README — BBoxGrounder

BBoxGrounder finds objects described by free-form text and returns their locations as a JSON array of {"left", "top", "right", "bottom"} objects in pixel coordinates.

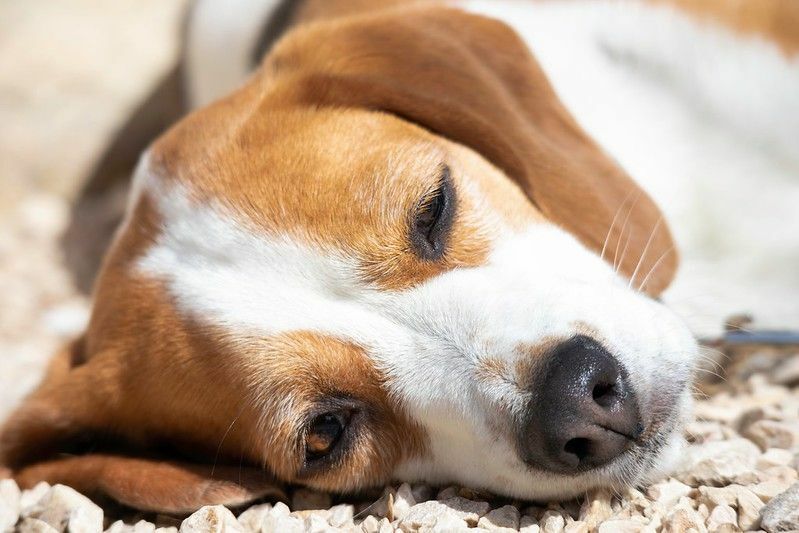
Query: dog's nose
[{"left": 518, "top": 335, "right": 642, "bottom": 473}]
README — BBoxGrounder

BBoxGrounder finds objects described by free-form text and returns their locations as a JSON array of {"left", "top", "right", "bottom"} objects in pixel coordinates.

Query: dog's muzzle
[{"left": 517, "top": 335, "right": 642, "bottom": 474}]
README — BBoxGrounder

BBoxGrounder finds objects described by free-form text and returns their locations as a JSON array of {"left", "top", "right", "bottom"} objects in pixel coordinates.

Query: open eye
[
  {"left": 305, "top": 411, "right": 350, "bottom": 460},
  {"left": 411, "top": 165, "right": 455, "bottom": 260}
]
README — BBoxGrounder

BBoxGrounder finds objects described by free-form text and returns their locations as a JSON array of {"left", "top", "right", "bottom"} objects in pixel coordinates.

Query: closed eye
[{"left": 410, "top": 164, "right": 455, "bottom": 260}]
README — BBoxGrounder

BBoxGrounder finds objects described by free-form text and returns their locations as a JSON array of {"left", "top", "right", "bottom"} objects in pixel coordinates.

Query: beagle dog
[{"left": 1, "top": 0, "right": 701, "bottom": 513}]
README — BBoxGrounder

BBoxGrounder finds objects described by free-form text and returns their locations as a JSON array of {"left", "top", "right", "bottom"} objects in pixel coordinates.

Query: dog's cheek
[{"left": 244, "top": 332, "right": 429, "bottom": 491}]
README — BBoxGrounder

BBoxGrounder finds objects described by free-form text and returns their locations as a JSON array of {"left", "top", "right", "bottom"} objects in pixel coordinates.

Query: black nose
[{"left": 518, "top": 335, "right": 642, "bottom": 473}]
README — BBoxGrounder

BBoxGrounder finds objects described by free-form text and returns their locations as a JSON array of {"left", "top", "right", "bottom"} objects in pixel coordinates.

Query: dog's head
[{"left": 1, "top": 6, "right": 696, "bottom": 511}]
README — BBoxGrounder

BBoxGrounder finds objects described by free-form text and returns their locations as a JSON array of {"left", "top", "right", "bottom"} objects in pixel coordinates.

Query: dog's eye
[
  {"left": 306, "top": 412, "right": 349, "bottom": 459},
  {"left": 411, "top": 165, "right": 455, "bottom": 260}
]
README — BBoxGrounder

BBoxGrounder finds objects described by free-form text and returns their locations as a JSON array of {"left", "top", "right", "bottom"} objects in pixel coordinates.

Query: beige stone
[
  {"left": 477, "top": 505, "right": 520, "bottom": 530},
  {"left": 180, "top": 505, "right": 242, "bottom": 533}
]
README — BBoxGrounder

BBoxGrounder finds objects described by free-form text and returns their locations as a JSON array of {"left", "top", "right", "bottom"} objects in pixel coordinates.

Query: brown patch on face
[
  {"left": 236, "top": 331, "right": 428, "bottom": 490},
  {"left": 148, "top": 101, "right": 537, "bottom": 292},
  {"left": 474, "top": 356, "right": 510, "bottom": 385},
  {"left": 513, "top": 337, "right": 564, "bottom": 391}
]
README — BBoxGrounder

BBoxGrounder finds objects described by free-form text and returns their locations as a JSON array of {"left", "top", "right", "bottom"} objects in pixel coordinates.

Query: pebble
[
  {"left": 676, "top": 438, "right": 761, "bottom": 486},
  {"left": 0, "top": 478, "right": 21, "bottom": 531},
  {"left": 237, "top": 503, "right": 273, "bottom": 531},
  {"left": 17, "top": 517, "right": 60, "bottom": 533},
  {"left": 706, "top": 504, "right": 737, "bottom": 530},
  {"left": 596, "top": 519, "right": 642, "bottom": 533},
  {"left": 741, "top": 419, "right": 799, "bottom": 450},
  {"left": 579, "top": 489, "right": 613, "bottom": 529},
  {"left": 398, "top": 500, "right": 469, "bottom": 532},
  {"left": 477, "top": 505, "right": 520, "bottom": 531},
  {"left": 760, "top": 482, "right": 799, "bottom": 533},
  {"left": 540, "top": 510, "right": 565, "bottom": 533},
  {"left": 391, "top": 483, "right": 415, "bottom": 522},
  {"left": 180, "top": 505, "right": 242, "bottom": 533},
  {"left": 647, "top": 479, "right": 693, "bottom": 508},
  {"left": 22, "top": 484, "right": 103, "bottom": 533},
  {"left": 757, "top": 448, "right": 794, "bottom": 469}
]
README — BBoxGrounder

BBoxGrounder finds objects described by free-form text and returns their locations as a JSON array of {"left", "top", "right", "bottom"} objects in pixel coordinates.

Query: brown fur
[{"left": 1, "top": 1, "right": 677, "bottom": 512}]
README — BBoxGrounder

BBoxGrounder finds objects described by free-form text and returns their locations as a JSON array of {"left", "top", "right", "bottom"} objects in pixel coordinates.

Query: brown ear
[
  {"left": 0, "top": 342, "right": 285, "bottom": 514},
  {"left": 267, "top": 6, "right": 677, "bottom": 295}
]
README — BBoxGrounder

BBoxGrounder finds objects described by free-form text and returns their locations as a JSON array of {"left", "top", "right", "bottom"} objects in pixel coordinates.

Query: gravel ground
[{"left": 2, "top": 2, "right": 799, "bottom": 532}]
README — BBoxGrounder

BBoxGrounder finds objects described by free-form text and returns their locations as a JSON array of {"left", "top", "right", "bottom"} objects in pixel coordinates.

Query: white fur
[
  {"left": 135, "top": 163, "right": 696, "bottom": 499},
  {"left": 465, "top": 0, "right": 799, "bottom": 335},
  {"left": 184, "top": 0, "right": 283, "bottom": 108}
]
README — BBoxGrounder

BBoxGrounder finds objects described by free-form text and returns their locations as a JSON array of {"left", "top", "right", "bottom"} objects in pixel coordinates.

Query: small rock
[
  {"left": 478, "top": 505, "right": 520, "bottom": 530},
  {"left": 0, "top": 478, "right": 21, "bottom": 531},
  {"left": 564, "top": 520, "right": 589, "bottom": 533},
  {"left": 579, "top": 489, "right": 613, "bottom": 528},
  {"left": 734, "top": 487, "right": 763, "bottom": 531},
  {"left": 23, "top": 484, "right": 103, "bottom": 533},
  {"left": 154, "top": 528, "right": 179, "bottom": 533},
  {"left": 760, "top": 482, "right": 799, "bottom": 533},
  {"left": 520, "top": 525, "right": 541, "bottom": 533},
  {"left": 435, "top": 487, "right": 458, "bottom": 501},
  {"left": 647, "top": 479, "right": 693, "bottom": 508},
  {"left": 180, "top": 505, "right": 242, "bottom": 533},
  {"left": 750, "top": 480, "right": 792, "bottom": 502},
  {"left": 237, "top": 503, "right": 272, "bottom": 531},
  {"left": 539, "top": 511, "right": 565, "bottom": 533},
  {"left": 399, "top": 500, "right": 469, "bottom": 532},
  {"left": 261, "top": 516, "right": 304, "bottom": 533},
  {"left": 105, "top": 521, "right": 134, "bottom": 533},
  {"left": 759, "top": 465, "right": 798, "bottom": 484},
  {"left": 771, "top": 356, "right": 799, "bottom": 386},
  {"left": 742, "top": 420, "right": 799, "bottom": 450},
  {"left": 328, "top": 504, "right": 354, "bottom": 527},
  {"left": 597, "top": 520, "right": 642, "bottom": 533},
  {"left": 410, "top": 485, "right": 433, "bottom": 503},
  {"left": 392, "top": 484, "right": 415, "bottom": 522},
  {"left": 439, "top": 497, "right": 490, "bottom": 526},
  {"left": 17, "top": 517, "right": 59, "bottom": 533},
  {"left": 303, "top": 513, "right": 332, "bottom": 533},
  {"left": 359, "top": 515, "right": 380, "bottom": 533},
  {"left": 132, "top": 521, "right": 156, "bottom": 533},
  {"left": 706, "top": 504, "right": 737, "bottom": 531},
  {"left": 292, "top": 489, "right": 332, "bottom": 511},
  {"left": 19, "top": 482, "right": 51, "bottom": 511},
  {"left": 676, "top": 439, "right": 760, "bottom": 486},
  {"left": 662, "top": 507, "right": 707, "bottom": 533},
  {"left": 757, "top": 448, "right": 794, "bottom": 469},
  {"left": 697, "top": 486, "right": 738, "bottom": 507}
]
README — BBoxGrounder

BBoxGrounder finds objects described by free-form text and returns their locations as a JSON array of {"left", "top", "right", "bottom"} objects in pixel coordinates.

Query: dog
[{"left": 3, "top": 0, "right": 740, "bottom": 513}]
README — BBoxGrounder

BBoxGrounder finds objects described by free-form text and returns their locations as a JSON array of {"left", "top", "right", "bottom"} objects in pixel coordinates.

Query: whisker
[
  {"left": 601, "top": 188, "right": 637, "bottom": 262},
  {"left": 628, "top": 217, "right": 663, "bottom": 290},
  {"left": 636, "top": 246, "right": 673, "bottom": 293}
]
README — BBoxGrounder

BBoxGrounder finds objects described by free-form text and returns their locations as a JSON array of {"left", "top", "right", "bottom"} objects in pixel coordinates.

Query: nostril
[
  {"left": 591, "top": 381, "right": 617, "bottom": 407},
  {"left": 563, "top": 437, "right": 592, "bottom": 464}
]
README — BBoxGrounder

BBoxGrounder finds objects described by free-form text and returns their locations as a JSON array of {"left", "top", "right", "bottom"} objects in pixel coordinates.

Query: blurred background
[{"left": 0, "top": 0, "right": 187, "bottom": 421}]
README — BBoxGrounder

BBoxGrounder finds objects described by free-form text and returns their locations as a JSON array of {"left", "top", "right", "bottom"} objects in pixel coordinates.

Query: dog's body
[{"left": 2, "top": 0, "right": 798, "bottom": 514}]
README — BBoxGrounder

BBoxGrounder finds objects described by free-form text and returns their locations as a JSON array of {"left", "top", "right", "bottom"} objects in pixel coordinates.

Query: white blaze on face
[{"left": 134, "top": 165, "right": 697, "bottom": 499}]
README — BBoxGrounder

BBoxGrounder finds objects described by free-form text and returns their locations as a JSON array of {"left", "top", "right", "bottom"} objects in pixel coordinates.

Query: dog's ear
[
  {"left": 267, "top": 6, "right": 677, "bottom": 295},
  {"left": 0, "top": 341, "right": 284, "bottom": 514}
]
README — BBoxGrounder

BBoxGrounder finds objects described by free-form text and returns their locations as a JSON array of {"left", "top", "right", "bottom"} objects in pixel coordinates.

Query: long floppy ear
[
  {"left": 266, "top": 6, "right": 677, "bottom": 295},
  {"left": 0, "top": 341, "right": 285, "bottom": 514}
]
